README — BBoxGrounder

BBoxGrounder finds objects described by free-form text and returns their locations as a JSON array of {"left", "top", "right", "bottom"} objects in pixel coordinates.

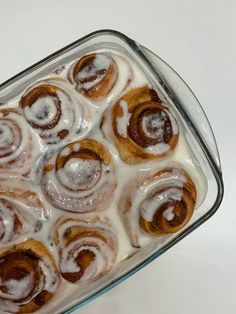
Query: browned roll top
[
  {"left": 103, "top": 86, "right": 179, "bottom": 164},
  {"left": 72, "top": 53, "right": 118, "bottom": 100}
]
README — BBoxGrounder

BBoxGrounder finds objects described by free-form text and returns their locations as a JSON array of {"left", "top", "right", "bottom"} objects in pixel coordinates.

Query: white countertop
[{"left": 0, "top": 0, "right": 234, "bottom": 313}]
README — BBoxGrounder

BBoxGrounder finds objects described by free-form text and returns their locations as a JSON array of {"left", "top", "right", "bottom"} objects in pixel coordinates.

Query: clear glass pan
[{"left": 0, "top": 30, "right": 224, "bottom": 314}]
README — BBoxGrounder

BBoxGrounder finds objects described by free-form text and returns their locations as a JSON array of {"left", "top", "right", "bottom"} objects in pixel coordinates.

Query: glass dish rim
[{"left": 0, "top": 29, "right": 224, "bottom": 314}]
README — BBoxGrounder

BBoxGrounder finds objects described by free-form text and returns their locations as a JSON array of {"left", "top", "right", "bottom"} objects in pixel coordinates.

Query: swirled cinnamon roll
[
  {"left": 53, "top": 217, "right": 118, "bottom": 283},
  {"left": 41, "top": 139, "right": 116, "bottom": 213},
  {"left": 69, "top": 53, "right": 132, "bottom": 101},
  {"left": 0, "top": 109, "right": 33, "bottom": 178},
  {"left": 20, "top": 79, "right": 90, "bottom": 144},
  {"left": 119, "top": 167, "right": 197, "bottom": 247},
  {"left": 0, "top": 239, "right": 60, "bottom": 313},
  {"left": 102, "top": 86, "right": 179, "bottom": 164}
]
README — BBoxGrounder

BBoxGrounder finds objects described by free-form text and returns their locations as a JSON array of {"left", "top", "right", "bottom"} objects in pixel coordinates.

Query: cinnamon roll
[
  {"left": 0, "top": 239, "right": 60, "bottom": 313},
  {"left": 41, "top": 139, "right": 116, "bottom": 213},
  {"left": 119, "top": 167, "right": 197, "bottom": 247},
  {"left": 20, "top": 79, "right": 90, "bottom": 144},
  {"left": 70, "top": 53, "right": 118, "bottom": 100},
  {"left": 102, "top": 86, "right": 179, "bottom": 164},
  {"left": 53, "top": 217, "right": 118, "bottom": 283},
  {"left": 0, "top": 109, "right": 33, "bottom": 178},
  {"left": 69, "top": 53, "right": 132, "bottom": 101}
]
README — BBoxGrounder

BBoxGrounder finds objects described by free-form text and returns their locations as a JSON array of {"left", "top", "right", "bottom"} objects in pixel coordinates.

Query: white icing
[
  {"left": 93, "top": 54, "right": 110, "bottom": 71},
  {"left": 0, "top": 300, "right": 19, "bottom": 313},
  {"left": 116, "top": 100, "right": 131, "bottom": 137},
  {"left": 142, "top": 113, "right": 165, "bottom": 139},
  {"left": 60, "top": 146, "right": 71, "bottom": 156},
  {"left": 79, "top": 79, "right": 100, "bottom": 91},
  {"left": 57, "top": 158, "right": 101, "bottom": 191},
  {"left": 60, "top": 250, "right": 81, "bottom": 273},
  {"left": 0, "top": 123, "right": 15, "bottom": 149},
  {"left": 73, "top": 143, "right": 80, "bottom": 152},
  {"left": 38, "top": 257, "right": 59, "bottom": 293},
  {"left": 140, "top": 187, "right": 183, "bottom": 222},
  {"left": 145, "top": 142, "right": 170, "bottom": 154},
  {"left": 163, "top": 206, "right": 175, "bottom": 221},
  {"left": 25, "top": 96, "right": 58, "bottom": 126},
  {"left": 0, "top": 273, "right": 34, "bottom": 300},
  {"left": 140, "top": 168, "right": 187, "bottom": 195}
]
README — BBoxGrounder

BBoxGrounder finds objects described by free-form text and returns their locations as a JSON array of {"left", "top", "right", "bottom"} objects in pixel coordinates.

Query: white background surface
[{"left": 0, "top": 1, "right": 235, "bottom": 313}]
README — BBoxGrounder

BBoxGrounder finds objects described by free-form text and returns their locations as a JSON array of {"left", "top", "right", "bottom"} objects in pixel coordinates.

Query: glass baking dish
[{"left": 0, "top": 30, "right": 224, "bottom": 314}]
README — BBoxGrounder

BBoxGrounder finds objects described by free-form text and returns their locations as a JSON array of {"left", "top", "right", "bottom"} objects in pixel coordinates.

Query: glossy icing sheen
[{"left": 0, "top": 49, "right": 207, "bottom": 313}]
